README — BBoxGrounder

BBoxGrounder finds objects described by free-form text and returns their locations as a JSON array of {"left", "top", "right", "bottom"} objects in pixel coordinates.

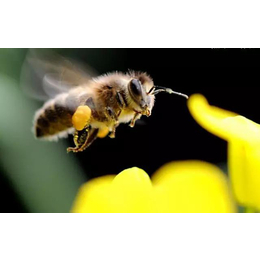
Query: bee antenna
[{"left": 150, "top": 86, "right": 189, "bottom": 99}]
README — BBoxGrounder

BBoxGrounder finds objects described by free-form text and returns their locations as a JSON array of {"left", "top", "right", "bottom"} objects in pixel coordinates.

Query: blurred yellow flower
[
  {"left": 71, "top": 161, "right": 235, "bottom": 213},
  {"left": 188, "top": 94, "right": 260, "bottom": 210}
]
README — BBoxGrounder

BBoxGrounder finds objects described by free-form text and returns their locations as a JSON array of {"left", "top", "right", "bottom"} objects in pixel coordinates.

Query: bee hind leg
[
  {"left": 67, "top": 127, "right": 88, "bottom": 153},
  {"left": 67, "top": 126, "right": 98, "bottom": 153}
]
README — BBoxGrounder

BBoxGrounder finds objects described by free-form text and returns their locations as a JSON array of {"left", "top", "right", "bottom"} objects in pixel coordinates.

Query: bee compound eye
[{"left": 130, "top": 79, "right": 142, "bottom": 96}]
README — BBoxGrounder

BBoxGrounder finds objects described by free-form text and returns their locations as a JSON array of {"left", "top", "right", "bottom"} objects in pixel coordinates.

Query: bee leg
[
  {"left": 73, "top": 130, "right": 80, "bottom": 148},
  {"left": 66, "top": 130, "right": 81, "bottom": 153},
  {"left": 67, "top": 126, "right": 90, "bottom": 153},
  {"left": 108, "top": 91, "right": 126, "bottom": 138},
  {"left": 109, "top": 121, "right": 119, "bottom": 138},
  {"left": 77, "top": 128, "right": 99, "bottom": 152},
  {"left": 106, "top": 106, "right": 121, "bottom": 138},
  {"left": 109, "top": 108, "right": 122, "bottom": 138},
  {"left": 129, "top": 112, "right": 141, "bottom": 128},
  {"left": 67, "top": 127, "right": 99, "bottom": 153},
  {"left": 109, "top": 110, "right": 121, "bottom": 138}
]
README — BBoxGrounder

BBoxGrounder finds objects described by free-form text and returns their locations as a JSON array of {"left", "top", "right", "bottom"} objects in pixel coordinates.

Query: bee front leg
[{"left": 129, "top": 112, "right": 141, "bottom": 128}]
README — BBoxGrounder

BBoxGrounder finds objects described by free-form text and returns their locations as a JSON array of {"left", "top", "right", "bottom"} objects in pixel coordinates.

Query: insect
[{"left": 21, "top": 51, "right": 188, "bottom": 152}]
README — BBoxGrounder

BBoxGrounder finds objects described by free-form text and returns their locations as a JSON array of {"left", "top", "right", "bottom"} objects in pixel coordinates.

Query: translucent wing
[{"left": 20, "top": 49, "right": 97, "bottom": 101}]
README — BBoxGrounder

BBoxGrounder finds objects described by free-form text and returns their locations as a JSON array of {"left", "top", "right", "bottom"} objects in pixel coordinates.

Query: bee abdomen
[
  {"left": 34, "top": 89, "right": 95, "bottom": 140},
  {"left": 34, "top": 98, "right": 75, "bottom": 139}
]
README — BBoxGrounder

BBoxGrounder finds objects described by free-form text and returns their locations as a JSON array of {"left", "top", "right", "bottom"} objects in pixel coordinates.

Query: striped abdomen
[{"left": 34, "top": 88, "right": 91, "bottom": 140}]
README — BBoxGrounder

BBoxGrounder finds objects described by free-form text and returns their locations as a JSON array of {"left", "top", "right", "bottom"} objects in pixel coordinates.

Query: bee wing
[{"left": 20, "top": 49, "right": 97, "bottom": 101}]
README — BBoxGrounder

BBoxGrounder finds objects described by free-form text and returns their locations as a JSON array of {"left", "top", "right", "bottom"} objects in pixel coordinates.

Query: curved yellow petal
[
  {"left": 188, "top": 94, "right": 260, "bottom": 143},
  {"left": 188, "top": 94, "right": 260, "bottom": 210},
  {"left": 188, "top": 94, "right": 237, "bottom": 140},
  {"left": 71, "top": 175, "right": 115, "bottom": 213},
  {"left": 152, "top": 161, "right": 236, "bottom": 213},
  {"left": 72, "top": 168, "right": 153, "bottom": 213},
  {"left": 109, "top": 167, "right": 154, "bottom": 212},
  {"left": 228, "top": 141, "right": 260, "bottom": 210},
  {"left": 72, "top": 163, "right": 236, "bottom": 213}
]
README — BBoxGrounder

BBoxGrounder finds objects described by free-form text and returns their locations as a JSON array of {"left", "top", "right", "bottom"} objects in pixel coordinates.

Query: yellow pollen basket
[
  {"left": 72, "top": 105, "right": 92, "bottom": 131},
  {"left": 97, "top": 127, "right": 110, "bottom": 138}
]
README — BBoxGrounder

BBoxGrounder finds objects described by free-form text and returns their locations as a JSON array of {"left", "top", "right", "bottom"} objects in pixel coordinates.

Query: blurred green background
[{"left": 0, "top": 49, "right": 87, "bottom": 212}]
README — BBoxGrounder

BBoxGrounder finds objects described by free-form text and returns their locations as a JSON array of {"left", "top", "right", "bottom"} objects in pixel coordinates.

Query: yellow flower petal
[
  {"left": 188, "top": 94, "right": 238, "bottom": 140},
  {"left": 188, "top": 94, "right": 260, "bottom": 210},
  {"left": 152, "top": 161, "right": 236, "bottom": 213},
  {"left": 227, "top": 141, "right": 246, "bottom": 205},
  {"left": 228, "top": 141, "right": 260, "bottom": 210},
  {"left": 109, "top": 167, "right": 154, "bottom": 212},
  {"left": 72, "top": 163, "right": 235, "bottom": 213},
  {"left": 71, "top": 175, "right": 115, "bottom": 213},
  {"left": 188, "top": 94, "right": 260, "bottom": 143}
]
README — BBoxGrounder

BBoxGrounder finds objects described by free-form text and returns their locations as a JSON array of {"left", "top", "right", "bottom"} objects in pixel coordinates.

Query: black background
[{"left": 1, "top": 49, "right": 260, "bottom": 212}]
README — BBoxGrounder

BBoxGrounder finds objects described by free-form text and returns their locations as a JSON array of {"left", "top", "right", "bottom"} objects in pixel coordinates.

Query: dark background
[{"left": 1, "top": 49, "right": 260, "bottom": 212}]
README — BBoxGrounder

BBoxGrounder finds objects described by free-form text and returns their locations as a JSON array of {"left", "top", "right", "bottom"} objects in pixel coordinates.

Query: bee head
[
  {"left": 128, "top": 73, "right": 155, "bottom": 117},
  {"left": 128, "top": 71, "right": 188, "bottom": 117}
]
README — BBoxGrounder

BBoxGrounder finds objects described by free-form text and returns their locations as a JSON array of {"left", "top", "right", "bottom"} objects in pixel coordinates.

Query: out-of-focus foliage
[
  {"left": 0, "top": 49, "right": 86, "bottom": 212},
  {"left": 71, "top": 162, "right": 235, "bottom": 213}
]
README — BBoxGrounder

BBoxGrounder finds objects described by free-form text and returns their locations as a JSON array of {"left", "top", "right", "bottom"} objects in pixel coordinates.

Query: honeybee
[{"left": 21, "top": 51, "right": 188, "bottom": 152}]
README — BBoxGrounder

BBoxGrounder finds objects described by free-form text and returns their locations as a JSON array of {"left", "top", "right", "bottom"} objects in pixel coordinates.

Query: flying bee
[{"left": 21, "top": 51, "right": 188, "bottom": 152}]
